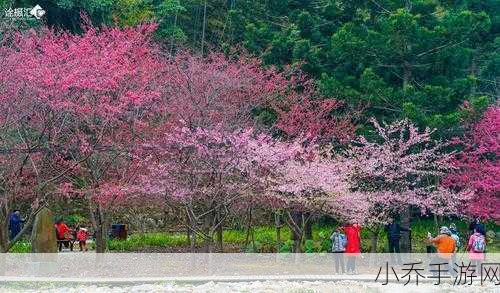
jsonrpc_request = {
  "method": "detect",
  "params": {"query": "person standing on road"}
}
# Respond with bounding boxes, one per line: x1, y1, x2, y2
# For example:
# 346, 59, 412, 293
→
385, 218, 409, 264
344, 222, 361, 274
466, 228, 486, 269
428, 226, 456, 276
77, 227, 89, 252
330, 226, 347, 274
55, 219, 71, 252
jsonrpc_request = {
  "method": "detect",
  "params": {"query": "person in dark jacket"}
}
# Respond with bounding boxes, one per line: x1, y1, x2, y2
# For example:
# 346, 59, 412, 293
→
385, 218, 408, 264
8, 210, 23, 240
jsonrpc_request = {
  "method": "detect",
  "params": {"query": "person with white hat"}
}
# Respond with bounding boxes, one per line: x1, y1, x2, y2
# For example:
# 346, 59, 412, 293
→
428, 226, 457, 276
77, 226, 89, 252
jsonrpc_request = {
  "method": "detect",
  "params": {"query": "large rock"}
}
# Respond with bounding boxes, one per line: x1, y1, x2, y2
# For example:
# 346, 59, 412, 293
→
31, 207, 57, 253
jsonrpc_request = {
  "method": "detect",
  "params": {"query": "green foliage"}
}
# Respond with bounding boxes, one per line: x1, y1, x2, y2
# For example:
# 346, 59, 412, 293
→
10, 241, 31, 253
108, 232, 188, 251
244, 241, 261, 253
304, 239, 315, 253
112, 0, 155, 27
63, 214, 87, 226
131, 0, 497, 137
279, 240, 294, 253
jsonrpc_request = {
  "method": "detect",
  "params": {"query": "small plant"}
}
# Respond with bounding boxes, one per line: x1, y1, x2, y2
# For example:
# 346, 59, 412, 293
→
486, 230, 495, 246
10, 241, 31, 253
279, 240, 294, 253
244, 241, 262, 253
304, 239, 315, 253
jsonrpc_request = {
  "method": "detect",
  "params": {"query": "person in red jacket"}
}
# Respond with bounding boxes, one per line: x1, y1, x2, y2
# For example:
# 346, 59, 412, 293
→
344, 222, 361, 274
54, 219, 72, 252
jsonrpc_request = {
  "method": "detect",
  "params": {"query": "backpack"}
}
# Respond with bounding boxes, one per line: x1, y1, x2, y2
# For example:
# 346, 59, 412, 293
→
472, 235, 486, 252
332, 233, 346, 252
451, 233, 460, 248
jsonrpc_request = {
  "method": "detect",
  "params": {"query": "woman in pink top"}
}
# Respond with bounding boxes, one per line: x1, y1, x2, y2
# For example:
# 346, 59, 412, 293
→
466, 228, 486, 267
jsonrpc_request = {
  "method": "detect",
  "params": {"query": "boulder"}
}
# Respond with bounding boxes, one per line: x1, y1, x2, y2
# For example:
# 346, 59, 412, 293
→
31, 207, 57, 253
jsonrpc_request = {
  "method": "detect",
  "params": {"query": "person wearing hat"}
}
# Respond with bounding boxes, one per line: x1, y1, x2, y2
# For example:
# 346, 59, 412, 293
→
76, 226, 89, 252
428, 226, 457, 276
428, 227, 456, 257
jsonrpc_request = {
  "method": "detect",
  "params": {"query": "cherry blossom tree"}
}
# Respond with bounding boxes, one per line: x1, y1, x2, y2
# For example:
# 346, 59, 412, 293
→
443, 106, 500, 221
338, 119, 472, 252
270, 118, 473, 252
0, 29, 87, 251
266, 148, 349, 251
269, 90, 357, 247
136, 51, 326, 251
1, 23, 166, 252
138, 122, 306, 251
275, 98, 356, 144
0, 96, 74, 251
162, 53, 295, 129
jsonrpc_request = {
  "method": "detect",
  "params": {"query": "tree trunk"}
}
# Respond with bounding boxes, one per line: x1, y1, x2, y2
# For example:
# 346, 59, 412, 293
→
203, 213, 213, 253
304, 212, 312, 240
31, 207, 57, 253
433, 214, 439, 232
275, 212, 281, 252
0, 218, 9, 253
187, 225, 197, 252
216, 220, 223, 252
244, 208, 252, 246
170, 12, 178, 55
244, 207, 256, 251
403, 61, 411, 89
201, 0, 207, 55
185, 210, 197, 252
290, 211, 303, 253
93, 205, 108, 253
400, 207, 411, 253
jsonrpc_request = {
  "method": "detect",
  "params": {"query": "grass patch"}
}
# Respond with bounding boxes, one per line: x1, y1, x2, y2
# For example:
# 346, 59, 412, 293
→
107, 218, 498, 253
108, 232, 188, 251
10, 240, 31, 253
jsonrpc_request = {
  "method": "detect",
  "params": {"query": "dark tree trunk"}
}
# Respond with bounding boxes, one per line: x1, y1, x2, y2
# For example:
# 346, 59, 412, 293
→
400, 207, 411, 253
185, 210, 197, 252
0, 212, 9, 253
244, 208, 256, 251
290, 211, 303, 253
216, 220, 223, 252
203, 213, 213, 253
304, 212, 313, 240
275, 212, 281, 252
433, 214, 439, 233
93, 205, 108, 253
244, 208, 252, 246
201, 0, 207, 55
